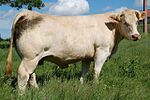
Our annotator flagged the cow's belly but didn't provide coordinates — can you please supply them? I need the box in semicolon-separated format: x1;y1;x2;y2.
40;54;94;68
39;43;95;68
42;56;80;68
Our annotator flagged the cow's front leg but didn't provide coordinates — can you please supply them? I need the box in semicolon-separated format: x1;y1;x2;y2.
80;61;91;84
94;47;111;81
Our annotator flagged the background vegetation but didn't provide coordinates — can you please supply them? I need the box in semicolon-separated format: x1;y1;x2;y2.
0;0;44;10
0;27;150;99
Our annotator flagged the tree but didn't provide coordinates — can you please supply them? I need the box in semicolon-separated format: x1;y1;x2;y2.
0;0;44;10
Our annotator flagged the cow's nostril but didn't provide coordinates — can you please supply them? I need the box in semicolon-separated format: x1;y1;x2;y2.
132;35;136;39
131;34;139;40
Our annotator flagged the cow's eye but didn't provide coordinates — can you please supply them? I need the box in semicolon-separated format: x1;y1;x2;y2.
124;22;129;26
136;22;138;25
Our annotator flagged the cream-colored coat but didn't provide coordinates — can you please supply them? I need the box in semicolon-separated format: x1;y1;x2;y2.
6;9;146;95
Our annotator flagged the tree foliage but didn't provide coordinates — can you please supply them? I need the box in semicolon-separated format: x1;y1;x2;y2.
0;0;44;10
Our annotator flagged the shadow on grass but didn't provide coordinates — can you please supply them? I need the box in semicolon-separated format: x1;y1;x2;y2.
36;64;82;85
0;75;17;89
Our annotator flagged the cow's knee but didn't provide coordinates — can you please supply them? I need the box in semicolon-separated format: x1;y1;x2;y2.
28;73;38;89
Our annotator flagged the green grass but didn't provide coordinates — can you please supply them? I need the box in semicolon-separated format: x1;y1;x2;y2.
0;33;150;100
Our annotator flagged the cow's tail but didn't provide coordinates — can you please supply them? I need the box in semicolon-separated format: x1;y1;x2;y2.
6;11;28;78
6;30;13;78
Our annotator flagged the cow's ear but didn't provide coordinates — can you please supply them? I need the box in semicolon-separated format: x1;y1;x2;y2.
135;10;146;20
109;14;124;23
140;11;147;20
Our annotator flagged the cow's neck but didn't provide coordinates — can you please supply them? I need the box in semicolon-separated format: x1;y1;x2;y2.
111;23;123;55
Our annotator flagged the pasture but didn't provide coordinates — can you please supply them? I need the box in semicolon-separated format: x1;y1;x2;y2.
0;33;150;100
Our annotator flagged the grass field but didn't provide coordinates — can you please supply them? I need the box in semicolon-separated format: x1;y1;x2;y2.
0;33;150;100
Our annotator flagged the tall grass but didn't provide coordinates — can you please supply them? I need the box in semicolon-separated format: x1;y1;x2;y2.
0;33;150;100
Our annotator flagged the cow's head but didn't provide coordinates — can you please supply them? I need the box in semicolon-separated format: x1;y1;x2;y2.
110;9;146;41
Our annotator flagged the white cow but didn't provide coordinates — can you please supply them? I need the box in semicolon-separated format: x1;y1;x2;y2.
6;9;146;94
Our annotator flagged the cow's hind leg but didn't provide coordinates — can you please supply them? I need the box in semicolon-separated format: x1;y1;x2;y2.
28;73;38;88
18;58;38;95
80;61;91;84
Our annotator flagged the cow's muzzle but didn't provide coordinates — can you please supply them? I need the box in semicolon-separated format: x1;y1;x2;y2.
131;34;141;41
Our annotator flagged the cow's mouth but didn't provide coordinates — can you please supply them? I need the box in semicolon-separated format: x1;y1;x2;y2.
131;34;141;41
